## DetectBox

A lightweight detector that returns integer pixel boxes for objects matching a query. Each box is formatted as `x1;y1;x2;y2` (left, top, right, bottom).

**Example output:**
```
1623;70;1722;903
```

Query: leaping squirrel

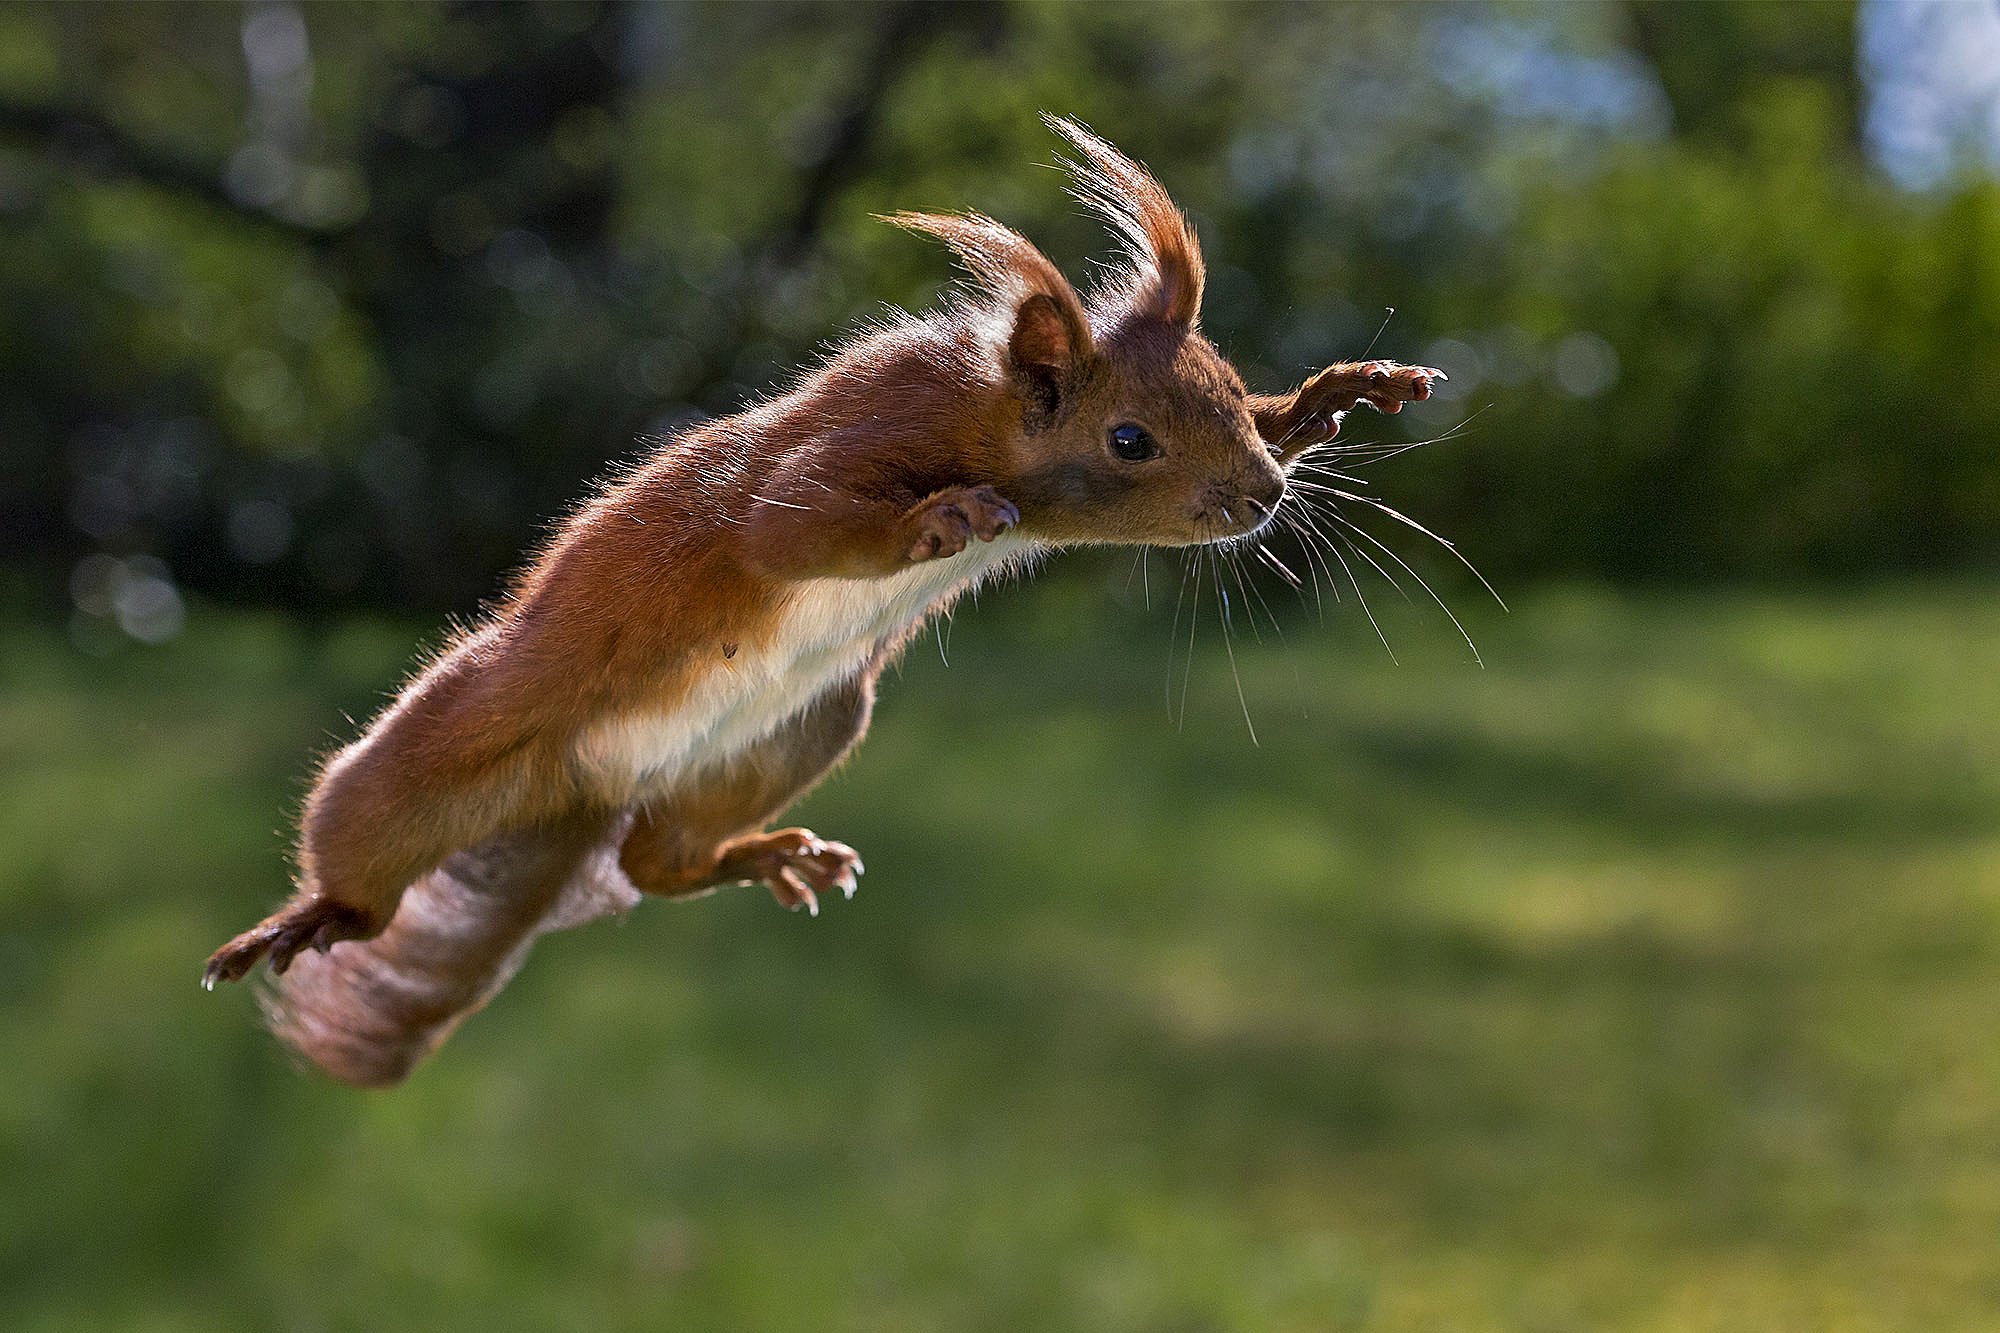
204;118;1441;1086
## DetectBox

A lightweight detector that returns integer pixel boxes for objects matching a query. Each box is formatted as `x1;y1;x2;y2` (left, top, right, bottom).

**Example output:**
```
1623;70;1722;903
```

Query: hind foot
715;827;862;918
201;897;378;989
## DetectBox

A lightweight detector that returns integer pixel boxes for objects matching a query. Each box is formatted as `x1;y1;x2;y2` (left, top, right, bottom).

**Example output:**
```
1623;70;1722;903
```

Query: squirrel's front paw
1359;361;1444;412
906;485;1019;563
717;827;863;918
1313;360;1445;416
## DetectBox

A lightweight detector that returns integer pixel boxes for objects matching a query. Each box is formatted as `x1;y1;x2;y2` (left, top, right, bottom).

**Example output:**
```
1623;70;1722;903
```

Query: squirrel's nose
1243;463;1285;518
1215;480;1282;534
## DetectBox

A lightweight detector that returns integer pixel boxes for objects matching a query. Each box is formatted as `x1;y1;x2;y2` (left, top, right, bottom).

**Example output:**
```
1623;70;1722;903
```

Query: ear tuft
1044;114;1206;327
883;211;1089;325
882;209;1094;398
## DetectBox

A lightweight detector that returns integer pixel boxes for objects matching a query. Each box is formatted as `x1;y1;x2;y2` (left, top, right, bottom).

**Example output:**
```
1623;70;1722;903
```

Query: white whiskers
1146;410;1501;740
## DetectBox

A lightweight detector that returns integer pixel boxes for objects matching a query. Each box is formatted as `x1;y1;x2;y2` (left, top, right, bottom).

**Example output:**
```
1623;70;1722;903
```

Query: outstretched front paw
905;485;1019;563
1262;360;1447;462
718;827;863;918
201;897;379;989
1303;360;1445;418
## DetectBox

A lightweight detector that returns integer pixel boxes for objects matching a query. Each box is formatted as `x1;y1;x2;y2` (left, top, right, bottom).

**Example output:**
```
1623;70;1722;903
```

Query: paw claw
1350;361;1445;413
725;828;864;917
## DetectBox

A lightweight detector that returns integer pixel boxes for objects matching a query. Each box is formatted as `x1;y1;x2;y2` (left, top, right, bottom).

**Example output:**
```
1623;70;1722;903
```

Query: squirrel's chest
575;539;1026;798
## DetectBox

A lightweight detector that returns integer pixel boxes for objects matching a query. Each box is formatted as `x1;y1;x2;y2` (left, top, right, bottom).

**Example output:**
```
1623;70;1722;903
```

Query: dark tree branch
769;0;1001;267
0;97;345;248
671;0;1002;408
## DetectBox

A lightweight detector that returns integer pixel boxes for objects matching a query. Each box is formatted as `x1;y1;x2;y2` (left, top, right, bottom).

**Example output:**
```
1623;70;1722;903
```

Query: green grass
5;577;2000;1331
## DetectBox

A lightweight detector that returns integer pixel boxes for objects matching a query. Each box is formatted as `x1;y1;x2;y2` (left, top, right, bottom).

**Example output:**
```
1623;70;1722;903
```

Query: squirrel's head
889;118;1283;548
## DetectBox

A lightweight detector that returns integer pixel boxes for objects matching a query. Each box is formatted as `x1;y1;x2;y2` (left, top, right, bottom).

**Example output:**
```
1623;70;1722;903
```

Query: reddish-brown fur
205;118;1442;1085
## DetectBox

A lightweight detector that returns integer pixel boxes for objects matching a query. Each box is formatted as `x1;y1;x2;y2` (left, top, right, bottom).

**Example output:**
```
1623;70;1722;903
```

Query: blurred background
3;1;1999;1328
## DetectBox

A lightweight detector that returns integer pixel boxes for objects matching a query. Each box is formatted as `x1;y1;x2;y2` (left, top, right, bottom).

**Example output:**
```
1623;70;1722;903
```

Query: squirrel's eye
1108;422;1160;463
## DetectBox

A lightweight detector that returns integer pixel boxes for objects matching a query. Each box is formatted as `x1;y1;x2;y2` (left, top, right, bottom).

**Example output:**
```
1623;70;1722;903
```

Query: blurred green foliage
6;8;2000;1326
3;0;1996;625
1442;84;2000;577
6;585;2000;1329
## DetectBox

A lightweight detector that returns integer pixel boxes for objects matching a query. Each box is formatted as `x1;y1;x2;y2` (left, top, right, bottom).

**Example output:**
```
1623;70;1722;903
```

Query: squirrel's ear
1007;292;1081;418
880;205;1088;404
883;208;1093;419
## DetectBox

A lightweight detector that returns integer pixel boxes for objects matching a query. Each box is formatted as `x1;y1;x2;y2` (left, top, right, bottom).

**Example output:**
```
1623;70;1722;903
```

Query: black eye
1108;422;1160;463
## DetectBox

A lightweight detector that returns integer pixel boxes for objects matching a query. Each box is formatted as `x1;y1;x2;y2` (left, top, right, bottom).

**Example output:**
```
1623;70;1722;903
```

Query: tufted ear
1046;115;1206;328
884;209;1093;419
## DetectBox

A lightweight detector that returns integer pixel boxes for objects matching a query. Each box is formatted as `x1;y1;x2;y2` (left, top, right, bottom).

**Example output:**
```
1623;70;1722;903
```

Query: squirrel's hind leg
205;649;574;988
202;898;374;989
620;673;873;917
657;826;863;918
204;749;561;989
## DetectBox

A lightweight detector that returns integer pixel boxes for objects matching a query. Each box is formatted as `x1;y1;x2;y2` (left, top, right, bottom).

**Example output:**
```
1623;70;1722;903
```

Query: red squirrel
203;118;1441;1085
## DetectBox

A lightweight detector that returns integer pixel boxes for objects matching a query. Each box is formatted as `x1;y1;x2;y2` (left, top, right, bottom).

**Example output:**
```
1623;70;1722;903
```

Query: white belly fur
574;536;1034;799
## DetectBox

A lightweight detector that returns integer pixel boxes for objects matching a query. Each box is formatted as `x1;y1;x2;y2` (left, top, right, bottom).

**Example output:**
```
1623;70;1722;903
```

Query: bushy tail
262;813;639;1088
